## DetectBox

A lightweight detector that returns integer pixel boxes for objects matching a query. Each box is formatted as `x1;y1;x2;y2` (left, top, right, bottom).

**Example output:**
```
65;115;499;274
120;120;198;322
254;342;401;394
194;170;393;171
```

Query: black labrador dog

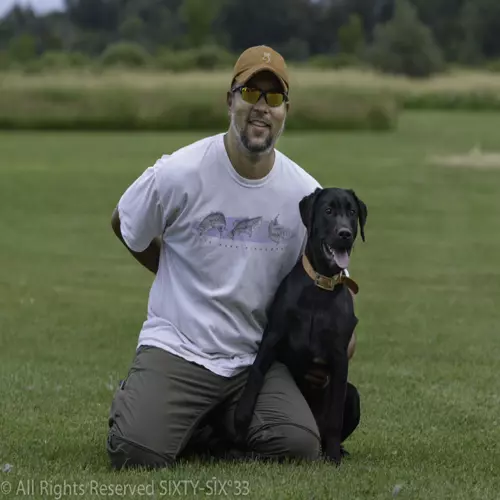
234;187;367;464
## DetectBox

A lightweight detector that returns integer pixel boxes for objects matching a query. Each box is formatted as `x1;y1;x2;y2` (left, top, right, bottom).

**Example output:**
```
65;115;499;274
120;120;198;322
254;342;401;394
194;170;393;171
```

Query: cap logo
262;52;271;63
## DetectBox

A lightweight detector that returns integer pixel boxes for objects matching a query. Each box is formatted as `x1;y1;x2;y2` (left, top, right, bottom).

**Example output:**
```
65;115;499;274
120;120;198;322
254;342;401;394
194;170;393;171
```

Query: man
107;45;359;470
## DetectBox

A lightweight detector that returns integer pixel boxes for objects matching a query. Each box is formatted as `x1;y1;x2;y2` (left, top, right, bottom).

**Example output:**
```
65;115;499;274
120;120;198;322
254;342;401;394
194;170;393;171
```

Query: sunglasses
232;86;289;107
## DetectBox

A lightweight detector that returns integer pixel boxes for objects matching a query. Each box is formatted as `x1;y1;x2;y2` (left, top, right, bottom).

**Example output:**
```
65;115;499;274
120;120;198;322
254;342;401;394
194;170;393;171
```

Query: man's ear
349;190;368;242
299;188;322;232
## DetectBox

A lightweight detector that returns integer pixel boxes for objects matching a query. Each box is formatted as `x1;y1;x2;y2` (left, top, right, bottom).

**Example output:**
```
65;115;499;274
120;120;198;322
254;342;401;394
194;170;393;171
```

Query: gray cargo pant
106;345;360;469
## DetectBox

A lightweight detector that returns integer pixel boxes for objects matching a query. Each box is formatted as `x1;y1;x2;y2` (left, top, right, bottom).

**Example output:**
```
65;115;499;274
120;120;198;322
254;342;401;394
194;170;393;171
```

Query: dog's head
299;187;367;273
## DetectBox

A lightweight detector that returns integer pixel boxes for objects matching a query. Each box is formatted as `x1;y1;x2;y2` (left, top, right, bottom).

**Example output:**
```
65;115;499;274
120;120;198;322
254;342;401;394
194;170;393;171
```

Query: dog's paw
233;407;253;443
323;441;343;466
325;452;342;466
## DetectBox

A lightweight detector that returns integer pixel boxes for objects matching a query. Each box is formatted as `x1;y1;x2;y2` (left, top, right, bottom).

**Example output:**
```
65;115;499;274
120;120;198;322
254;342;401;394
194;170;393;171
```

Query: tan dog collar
302;254;359;295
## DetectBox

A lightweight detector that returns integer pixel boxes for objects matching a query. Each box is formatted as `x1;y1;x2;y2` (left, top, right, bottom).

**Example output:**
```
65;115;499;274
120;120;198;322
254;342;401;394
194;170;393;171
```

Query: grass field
1;110;499;499
3;67;500;93
3;66;500;109
5;67;500;134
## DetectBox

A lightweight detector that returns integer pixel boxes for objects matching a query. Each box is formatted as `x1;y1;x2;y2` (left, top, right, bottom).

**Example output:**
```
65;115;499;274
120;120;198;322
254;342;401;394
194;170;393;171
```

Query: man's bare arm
111;207;161;275
347;289;357;360
347;331;356;360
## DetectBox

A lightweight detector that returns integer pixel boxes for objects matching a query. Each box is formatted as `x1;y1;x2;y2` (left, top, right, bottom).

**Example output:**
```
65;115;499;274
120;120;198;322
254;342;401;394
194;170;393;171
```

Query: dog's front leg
322;355;349;465
233;331;281;442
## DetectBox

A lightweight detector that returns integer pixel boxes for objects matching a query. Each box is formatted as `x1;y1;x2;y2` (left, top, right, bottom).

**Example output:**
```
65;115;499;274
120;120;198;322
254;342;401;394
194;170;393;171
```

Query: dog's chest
288;285;356;361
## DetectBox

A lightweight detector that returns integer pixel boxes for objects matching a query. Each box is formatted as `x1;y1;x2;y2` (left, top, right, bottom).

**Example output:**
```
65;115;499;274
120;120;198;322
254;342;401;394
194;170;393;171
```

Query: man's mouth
248;119;270;129
322;241;350;269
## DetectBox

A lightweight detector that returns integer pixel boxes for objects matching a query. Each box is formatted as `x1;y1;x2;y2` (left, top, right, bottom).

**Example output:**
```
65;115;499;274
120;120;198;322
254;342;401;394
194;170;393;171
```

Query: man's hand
111;207;161;275
305;359;331;389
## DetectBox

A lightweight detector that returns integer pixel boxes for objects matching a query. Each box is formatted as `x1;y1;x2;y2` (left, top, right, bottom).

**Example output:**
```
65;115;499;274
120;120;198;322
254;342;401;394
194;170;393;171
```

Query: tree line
1;0;500;77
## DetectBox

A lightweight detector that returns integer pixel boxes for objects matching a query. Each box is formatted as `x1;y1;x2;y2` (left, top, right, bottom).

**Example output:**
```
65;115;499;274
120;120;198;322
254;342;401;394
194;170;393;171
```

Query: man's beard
241;128;273;154
230;112;285;156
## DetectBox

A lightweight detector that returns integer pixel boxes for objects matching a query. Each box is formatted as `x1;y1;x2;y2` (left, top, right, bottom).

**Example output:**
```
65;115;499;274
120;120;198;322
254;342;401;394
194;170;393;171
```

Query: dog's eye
325;207;332;215
349;209;356;216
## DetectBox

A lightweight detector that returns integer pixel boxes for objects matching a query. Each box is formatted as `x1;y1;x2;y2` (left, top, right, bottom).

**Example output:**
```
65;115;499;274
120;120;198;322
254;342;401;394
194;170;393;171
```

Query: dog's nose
338;228;352;239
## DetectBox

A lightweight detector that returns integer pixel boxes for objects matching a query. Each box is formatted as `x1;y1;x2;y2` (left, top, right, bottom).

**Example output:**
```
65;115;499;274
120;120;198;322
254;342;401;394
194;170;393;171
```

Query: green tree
368;0;444;78
8;33;37;62
179;0;224;48
475;0;500;59
119;16;145;42
100;41;151;67
411;0;466;61
337;14;365;55
457;0;482;64
218;0;312;54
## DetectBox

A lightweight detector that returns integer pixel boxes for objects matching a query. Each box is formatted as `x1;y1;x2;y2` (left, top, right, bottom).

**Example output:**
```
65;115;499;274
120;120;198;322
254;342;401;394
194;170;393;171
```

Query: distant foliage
8;34;37;62
100;42;151;68
0;83;398;132
338;14;365;55
156;45;234;72
368;0;445;78
308;53;362;70
1;0;500;77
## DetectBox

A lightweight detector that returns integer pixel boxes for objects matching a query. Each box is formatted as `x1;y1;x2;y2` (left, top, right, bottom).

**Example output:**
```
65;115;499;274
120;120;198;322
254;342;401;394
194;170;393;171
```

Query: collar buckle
303;254;356;293
314;272;341;291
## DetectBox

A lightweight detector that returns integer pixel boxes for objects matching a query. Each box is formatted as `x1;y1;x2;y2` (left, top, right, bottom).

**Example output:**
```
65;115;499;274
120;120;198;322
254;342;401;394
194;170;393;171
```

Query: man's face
228;71;288;155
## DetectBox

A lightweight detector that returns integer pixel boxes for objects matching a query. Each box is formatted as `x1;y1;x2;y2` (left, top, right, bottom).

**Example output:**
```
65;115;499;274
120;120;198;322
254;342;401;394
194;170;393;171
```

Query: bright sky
0;0;65;18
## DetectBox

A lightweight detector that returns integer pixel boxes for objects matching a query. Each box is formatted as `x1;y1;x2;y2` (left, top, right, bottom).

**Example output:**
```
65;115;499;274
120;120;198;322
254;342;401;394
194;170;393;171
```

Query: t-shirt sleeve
117;155;184;253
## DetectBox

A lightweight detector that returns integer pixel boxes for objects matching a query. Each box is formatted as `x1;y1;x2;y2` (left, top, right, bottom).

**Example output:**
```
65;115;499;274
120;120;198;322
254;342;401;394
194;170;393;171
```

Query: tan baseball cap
231;45;289;93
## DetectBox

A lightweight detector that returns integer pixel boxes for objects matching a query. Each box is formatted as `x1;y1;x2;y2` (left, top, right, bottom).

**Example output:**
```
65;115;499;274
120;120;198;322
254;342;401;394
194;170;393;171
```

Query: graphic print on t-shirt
195;211;294;248
268;214;293;244
164;192;189;231
228;217;262;240
196;211;227;238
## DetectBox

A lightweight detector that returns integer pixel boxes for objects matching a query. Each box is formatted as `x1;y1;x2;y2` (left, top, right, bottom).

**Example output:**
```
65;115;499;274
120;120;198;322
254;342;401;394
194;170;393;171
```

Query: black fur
234;187;368;464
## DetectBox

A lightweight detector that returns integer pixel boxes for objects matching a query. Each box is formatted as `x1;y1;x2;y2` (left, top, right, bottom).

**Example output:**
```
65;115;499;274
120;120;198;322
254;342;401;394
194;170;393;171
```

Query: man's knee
251;424;321;461
282;425;321;460
107;432;171;470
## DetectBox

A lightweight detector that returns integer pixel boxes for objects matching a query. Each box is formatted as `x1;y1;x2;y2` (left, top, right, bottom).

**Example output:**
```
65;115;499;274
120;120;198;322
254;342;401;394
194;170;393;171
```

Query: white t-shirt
117;133;321;377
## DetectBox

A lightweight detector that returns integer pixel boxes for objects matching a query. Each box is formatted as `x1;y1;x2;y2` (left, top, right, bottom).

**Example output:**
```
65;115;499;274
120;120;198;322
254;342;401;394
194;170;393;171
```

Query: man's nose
253;93;269;110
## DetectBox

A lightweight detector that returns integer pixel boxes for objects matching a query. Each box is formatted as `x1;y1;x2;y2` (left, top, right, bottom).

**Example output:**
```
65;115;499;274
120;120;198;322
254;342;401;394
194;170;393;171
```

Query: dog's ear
349;190;368;242
299;188;322;232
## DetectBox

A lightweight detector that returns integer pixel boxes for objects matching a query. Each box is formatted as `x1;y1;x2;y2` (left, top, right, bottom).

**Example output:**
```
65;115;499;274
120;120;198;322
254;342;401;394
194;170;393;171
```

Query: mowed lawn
0;111;499;499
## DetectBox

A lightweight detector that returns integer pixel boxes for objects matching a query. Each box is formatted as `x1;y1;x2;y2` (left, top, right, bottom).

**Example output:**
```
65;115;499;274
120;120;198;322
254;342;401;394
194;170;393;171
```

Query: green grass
1;111;499;499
